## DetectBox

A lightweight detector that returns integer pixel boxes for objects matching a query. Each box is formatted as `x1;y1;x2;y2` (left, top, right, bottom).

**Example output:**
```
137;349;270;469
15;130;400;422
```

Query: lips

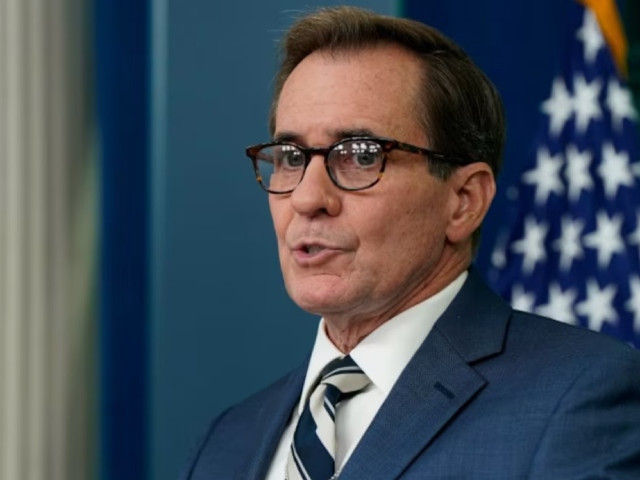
293;241;335;256
301;244;326;255
290;239;345;265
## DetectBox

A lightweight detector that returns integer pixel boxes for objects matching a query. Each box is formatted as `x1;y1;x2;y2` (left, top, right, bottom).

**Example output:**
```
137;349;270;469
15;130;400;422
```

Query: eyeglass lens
255;139;385;192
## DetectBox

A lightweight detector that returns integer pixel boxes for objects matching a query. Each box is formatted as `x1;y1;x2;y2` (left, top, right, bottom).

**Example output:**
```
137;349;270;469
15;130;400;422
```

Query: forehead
275;45;426;144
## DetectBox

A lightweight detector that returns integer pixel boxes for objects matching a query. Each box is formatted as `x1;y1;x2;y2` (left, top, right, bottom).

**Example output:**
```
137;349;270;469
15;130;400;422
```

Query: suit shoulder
507;309;640;365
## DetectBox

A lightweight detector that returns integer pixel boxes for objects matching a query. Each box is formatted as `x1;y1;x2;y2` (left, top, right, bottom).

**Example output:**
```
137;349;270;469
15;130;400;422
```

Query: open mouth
292;242;342;265
301;244;325;255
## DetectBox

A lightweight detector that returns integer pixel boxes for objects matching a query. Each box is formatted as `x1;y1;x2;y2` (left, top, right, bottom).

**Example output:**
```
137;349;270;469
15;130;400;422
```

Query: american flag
487;0;640;348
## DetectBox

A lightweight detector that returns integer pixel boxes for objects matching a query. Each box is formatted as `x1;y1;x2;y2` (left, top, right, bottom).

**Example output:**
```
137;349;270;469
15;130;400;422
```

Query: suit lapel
339;269;512;480
239;363;307;480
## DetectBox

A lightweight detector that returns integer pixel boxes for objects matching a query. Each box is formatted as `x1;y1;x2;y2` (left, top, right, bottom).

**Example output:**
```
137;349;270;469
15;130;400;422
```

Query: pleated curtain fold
0;0;96;479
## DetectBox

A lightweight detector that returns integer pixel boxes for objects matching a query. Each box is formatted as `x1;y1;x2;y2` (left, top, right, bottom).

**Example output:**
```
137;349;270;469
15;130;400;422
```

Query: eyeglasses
245;136;469;194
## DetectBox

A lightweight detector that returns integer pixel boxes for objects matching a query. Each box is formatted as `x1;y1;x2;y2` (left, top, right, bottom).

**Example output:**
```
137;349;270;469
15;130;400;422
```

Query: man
182;7;640;479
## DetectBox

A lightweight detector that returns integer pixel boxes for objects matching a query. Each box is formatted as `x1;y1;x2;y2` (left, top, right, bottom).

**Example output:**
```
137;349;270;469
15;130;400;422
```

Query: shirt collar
297;271;468;414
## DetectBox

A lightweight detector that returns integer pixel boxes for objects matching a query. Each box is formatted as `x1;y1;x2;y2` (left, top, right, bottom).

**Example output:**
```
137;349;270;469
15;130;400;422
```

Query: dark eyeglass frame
245;136;471;194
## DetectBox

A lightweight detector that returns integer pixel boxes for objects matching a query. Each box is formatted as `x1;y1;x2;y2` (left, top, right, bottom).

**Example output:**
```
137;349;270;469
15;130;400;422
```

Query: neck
323;258;469;353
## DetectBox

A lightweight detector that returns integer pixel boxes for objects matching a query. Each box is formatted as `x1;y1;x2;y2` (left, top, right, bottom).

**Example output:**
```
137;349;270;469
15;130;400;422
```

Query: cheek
268;201;294;274
357;191;447;264
268;199;289;241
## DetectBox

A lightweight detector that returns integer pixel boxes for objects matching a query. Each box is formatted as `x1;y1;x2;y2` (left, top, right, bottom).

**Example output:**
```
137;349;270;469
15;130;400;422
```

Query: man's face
270;45;461;324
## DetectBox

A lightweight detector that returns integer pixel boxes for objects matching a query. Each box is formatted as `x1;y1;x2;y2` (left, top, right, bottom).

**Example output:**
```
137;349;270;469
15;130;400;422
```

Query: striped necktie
286;355;371;480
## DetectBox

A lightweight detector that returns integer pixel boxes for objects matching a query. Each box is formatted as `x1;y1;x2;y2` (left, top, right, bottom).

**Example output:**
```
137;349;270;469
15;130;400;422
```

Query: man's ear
445;163;496;244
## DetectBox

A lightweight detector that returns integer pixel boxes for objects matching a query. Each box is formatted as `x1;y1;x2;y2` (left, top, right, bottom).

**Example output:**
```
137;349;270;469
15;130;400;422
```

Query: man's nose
290;155;342;217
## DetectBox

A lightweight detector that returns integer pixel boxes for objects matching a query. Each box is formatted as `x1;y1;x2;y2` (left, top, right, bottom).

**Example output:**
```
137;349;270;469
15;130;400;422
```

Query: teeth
305;245;324;254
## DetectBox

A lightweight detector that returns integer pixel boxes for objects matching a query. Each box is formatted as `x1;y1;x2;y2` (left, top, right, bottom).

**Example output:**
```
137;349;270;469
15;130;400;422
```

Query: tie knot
321;355;362;379
320;356;370;403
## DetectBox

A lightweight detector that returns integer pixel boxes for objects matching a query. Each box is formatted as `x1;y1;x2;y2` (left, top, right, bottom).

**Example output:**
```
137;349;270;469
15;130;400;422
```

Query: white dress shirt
265;271;467;480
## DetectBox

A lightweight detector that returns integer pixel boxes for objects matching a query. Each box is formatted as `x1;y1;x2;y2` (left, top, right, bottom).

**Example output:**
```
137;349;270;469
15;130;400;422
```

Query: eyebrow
334;128;376;139
272;131;301;144
273;128;378;145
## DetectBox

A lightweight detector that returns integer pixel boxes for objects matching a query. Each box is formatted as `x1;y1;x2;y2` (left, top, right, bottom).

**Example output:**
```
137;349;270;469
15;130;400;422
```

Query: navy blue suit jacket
182;270;640;479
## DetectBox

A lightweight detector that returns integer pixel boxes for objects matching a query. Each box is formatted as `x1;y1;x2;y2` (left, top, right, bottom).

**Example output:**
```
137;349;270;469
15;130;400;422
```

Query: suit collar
338;268;512;479
433;266;511;363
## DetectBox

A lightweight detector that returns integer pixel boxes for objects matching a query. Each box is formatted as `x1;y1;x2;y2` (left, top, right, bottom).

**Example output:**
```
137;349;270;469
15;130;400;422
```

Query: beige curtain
0;0;96;479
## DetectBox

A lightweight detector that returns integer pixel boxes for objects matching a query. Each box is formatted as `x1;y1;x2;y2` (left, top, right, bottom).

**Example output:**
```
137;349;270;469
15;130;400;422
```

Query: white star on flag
576;9;604;63
573;74;602;133
606;78;638;132
583;210;625;269
597;143;634;198
511;284;536;312
541;77;574;136
553;215;585;272
575;279;618;331
564;145;593;202
522;147;564;204
511;216;549;274
536;283;578;325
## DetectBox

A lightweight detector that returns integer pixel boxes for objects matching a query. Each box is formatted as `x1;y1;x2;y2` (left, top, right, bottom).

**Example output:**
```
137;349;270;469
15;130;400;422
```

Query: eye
275;146;305;170
348;141;382;168
353;151;378;167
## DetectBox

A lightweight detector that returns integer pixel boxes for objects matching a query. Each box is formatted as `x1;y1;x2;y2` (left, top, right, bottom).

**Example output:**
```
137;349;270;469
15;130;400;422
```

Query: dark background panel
96;0;150;478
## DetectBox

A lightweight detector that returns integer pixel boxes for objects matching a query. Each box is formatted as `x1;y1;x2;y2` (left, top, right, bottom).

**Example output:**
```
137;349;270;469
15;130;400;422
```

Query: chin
289;290;334;315
286;280;348;316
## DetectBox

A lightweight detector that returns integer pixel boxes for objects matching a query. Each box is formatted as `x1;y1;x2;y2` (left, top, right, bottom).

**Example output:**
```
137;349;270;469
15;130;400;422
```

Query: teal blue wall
149;2;396;479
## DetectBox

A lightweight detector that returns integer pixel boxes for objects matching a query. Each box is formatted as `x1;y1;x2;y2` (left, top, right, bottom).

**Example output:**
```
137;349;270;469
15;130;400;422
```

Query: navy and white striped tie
287;355;370;480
